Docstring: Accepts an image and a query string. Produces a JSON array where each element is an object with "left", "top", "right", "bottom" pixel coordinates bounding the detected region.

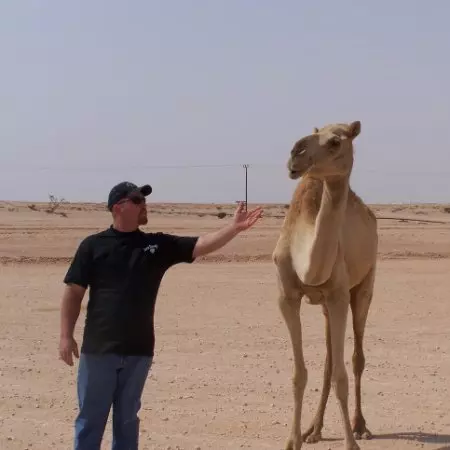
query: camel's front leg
[
  {"left": 279, "top": 295, "right": 307, "bottom": 450},
  {"left": 302, "top": 305, "right": 332, "bottom": 444},
  {"left": 326, "top": 293, "right": 360, "bottom": 450}
]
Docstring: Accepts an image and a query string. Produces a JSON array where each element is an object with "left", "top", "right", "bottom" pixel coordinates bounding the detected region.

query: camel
[{"left": 272, "top": 120, "right": 378, "bottom": 450}]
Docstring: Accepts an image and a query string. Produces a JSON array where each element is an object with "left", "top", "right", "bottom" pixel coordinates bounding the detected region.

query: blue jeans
[{"left": 74, "top": 353, "right": 152, "bottom": 450}]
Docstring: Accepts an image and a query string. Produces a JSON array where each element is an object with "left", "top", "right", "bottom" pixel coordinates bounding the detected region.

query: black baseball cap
[{"left": 107, "top": 181, "right": 152, "bottom": 211}]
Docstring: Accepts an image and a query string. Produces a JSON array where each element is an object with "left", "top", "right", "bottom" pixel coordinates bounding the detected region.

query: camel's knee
[
  {"left": 292, "top": 368, "right": 308, "bottom": 396},
  {"left": 331, "top": 365, "right": 349, "bottom": 399},
  {"left": 352, "top": 349, "right": 365, "bottom": 376}
]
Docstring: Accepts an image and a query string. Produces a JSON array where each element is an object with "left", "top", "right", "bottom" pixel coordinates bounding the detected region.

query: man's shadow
[{"left": 375, "top": 431, "right": 450, "bottom": 449}]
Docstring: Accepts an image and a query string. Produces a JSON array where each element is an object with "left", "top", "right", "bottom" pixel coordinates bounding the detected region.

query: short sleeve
[
  {"left": 63, "top": 237, "right": 93, "bottom": 288},
  {"left": 158, "top": 234, "right": 199, "bottom": 267}
]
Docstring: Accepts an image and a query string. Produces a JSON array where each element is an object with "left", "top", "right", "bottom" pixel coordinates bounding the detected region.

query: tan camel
[{"left": 272, "top": 120, "right": 378, "bottom": 450}]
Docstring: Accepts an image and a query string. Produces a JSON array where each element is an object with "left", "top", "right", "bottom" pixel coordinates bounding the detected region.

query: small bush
[
  {"left": 46, "top": 194, "right": 66, "bottom": 214},
  {"left": 217, "top": 212, "right": 227, "bottom": 219}
]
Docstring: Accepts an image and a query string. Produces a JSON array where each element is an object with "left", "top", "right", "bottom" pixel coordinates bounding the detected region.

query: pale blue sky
[{"left": 1, "top": 1, "right": 449, "bottom": 204}]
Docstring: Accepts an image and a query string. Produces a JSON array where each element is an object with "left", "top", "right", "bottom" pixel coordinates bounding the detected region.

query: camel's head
[{"left": 287, "top": 120, "right": 361, "bottom": 180}]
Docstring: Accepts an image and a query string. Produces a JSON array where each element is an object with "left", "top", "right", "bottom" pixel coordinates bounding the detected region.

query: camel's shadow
[
  {"left": 375, "top": 431, "right": 450, "bottom": 448},
  {"left": 320, "top": 432, "right": 450, "bottom": 448}
]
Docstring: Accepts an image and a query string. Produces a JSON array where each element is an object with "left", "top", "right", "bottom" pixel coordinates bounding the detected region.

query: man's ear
[{"left": 347, "top": 121, "right": 361, "bottom": 139}]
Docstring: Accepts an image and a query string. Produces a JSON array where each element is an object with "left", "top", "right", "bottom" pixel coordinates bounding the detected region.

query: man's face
[{"left": 114, "top": 192, "right": 148, "bottom": 225}]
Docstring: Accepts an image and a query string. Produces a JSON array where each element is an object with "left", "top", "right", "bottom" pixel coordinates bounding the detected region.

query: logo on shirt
[{"left": 143, "top": 244, "right": 158, "bottom": 254}]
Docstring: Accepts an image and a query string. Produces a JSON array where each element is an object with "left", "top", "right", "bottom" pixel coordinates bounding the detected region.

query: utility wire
[{"left": 0, "top": 163, "right": 251, "bottom": 171}]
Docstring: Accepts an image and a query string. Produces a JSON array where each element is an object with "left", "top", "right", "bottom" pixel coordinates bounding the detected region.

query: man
[{"left": 59, "top": 181, "right": 263, "bottom": 450}]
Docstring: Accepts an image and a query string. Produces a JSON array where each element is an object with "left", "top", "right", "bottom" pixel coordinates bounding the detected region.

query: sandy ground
[{"left": 1, "top": 200, "right": 450, "bottom": 449}]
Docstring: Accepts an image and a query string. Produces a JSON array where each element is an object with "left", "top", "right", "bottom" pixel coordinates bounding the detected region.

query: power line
[
  {"left": 0, "top": 163, "right": 246, "bottom": 171},
  {"left": 0, "top": 163, "right": 283, "bottom": 172}
]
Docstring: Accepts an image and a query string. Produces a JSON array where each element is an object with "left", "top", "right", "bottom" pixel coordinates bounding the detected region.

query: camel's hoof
[
  {"left": 353, "top": 416, "right": 372, "bottom": 440},
  {"left": 302, "top": 425, "right": 322, "bottom": 444},
  {"left": 303, "top": 431, "right": 322, "bottom": 444},
  {"left": 353, "top": 429, "right": 372, "bottom": 440},
  {"left": 353, "top": 422, "right": 372, "bottom": 441}
]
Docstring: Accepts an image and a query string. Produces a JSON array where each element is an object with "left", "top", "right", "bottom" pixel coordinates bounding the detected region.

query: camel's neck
[
  {"left": 315, "top": 176, "right": 349, "bottom": 238},
  {"left": 290, "top": 175, "right": 349, "bottom": 286}
]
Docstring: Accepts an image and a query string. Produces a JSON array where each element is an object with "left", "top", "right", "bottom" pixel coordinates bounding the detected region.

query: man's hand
[
  {"left": 59, "top": 336, "right": 79, "bottom": 366},
  {"left": 59, "top": 283, "right": 85, "bottom": 366},
  {"left": 232, "top": 202, "right": 263, "bottom": 231},
  {"left": 192, "top": 202, "right": 263, "bottom": 258}
]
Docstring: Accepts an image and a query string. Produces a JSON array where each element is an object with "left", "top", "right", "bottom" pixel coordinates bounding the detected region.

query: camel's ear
[
  {"left": 313, "top": 127, "right": 319, "bottom": 134},
  {"left": 347, "top": 121, "right": 361, "bottom": 139}
]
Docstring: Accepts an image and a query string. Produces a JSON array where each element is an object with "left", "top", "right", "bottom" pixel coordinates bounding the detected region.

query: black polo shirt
[{"left": 63, "top": 226, "right": 199, "bottom": 357}]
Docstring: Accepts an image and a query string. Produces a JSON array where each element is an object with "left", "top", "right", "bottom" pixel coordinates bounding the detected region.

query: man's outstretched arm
[{"left": 193, "top": 202, "right": 263, "bottom": 258}]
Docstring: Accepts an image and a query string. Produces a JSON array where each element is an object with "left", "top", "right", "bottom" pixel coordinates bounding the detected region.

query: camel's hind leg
[
  {"left": 302, "top": 305, "right": 332, "bottom": 444},
  {"left": 326, "top": 290, "right": 361, "bottom": 450},
  {"left": 350, "top": 267, "right": 376, "bottom": 440}
]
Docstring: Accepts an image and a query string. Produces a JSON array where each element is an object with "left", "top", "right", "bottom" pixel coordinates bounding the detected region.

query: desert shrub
[{"left": 46, "top": 194, "right": 66, "bottom": 214}]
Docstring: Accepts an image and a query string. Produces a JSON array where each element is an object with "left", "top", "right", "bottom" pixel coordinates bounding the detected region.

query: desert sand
[{"left": 1, "top": 199, "right": 450, "bottom": 449}]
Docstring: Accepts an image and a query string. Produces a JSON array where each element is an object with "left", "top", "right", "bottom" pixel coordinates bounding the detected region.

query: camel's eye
[
  {"left": 328, "top": 136, "right": 341, "bottom": 149},
  {"left": 291, "top": 142, "right": 306, "bottom": 157}
]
